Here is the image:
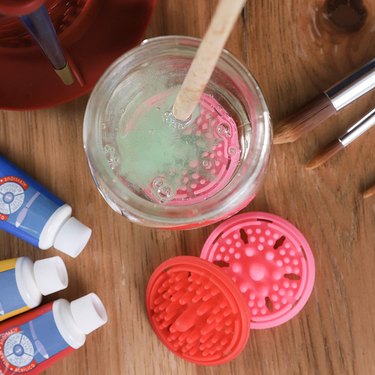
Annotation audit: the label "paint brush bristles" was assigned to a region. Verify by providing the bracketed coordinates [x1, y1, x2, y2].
[274, 59, 375, 144]
[305, 139, 345, 170]
[306, 107, 375, 169]
[363, 185, 375, 199]
[274, 93, 336, 144]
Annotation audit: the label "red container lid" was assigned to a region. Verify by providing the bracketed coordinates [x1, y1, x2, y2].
[0, 0, 156, 109]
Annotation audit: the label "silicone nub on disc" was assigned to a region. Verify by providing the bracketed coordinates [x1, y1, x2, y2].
[146, 256, 250, 365]
[201, 212, 315, 329]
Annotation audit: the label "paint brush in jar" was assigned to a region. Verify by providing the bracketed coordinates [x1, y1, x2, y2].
[171, 0, 246, 123]
[274, 58, 375, 144]
[305, 107, 375, 169]
[19, 5, 75, 85]
[0, 2, 75, 85]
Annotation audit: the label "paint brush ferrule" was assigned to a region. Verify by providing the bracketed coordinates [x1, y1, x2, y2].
[339, 108, 375, 147]
[325, 59, 375, 111]
[55, 64, 75, 86]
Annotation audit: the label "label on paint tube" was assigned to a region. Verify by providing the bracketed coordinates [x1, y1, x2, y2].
[0, 259, 29, 322]
[0, 157, 64, 247]
[0, 310, 70, 374]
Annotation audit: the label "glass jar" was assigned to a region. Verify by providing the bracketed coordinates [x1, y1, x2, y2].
[83, 36, 272, 229]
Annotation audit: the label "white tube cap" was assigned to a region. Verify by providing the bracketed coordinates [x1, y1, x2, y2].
[34, 256, 69, 296]
[53, 217, 92, 258]
[70, 293, 108, 335]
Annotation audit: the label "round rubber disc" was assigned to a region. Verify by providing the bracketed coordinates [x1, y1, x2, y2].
[146, 256, 250, 365]
[201, 212, 315, 329]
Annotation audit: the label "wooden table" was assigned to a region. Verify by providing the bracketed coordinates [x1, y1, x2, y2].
[1, 1, 375, 374]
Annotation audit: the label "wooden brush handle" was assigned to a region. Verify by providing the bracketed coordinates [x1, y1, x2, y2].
[172, 0, 245, 121]
[273, 93, 337, 144]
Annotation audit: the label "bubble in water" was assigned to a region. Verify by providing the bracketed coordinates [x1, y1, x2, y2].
[158, 186, 173, 202]
[110, 160, 120, 170]
[202, 159, 212, 170]
[168, 169, 177, 177]
[228, 146, 237, 156]
[152, 177, 165, 188]
[217, 123, 231, 137]
[103, 145, 120, 170]
[164, 110, 191, 130]
[152, 177, 175, 203]
[104, 144, 112, 153]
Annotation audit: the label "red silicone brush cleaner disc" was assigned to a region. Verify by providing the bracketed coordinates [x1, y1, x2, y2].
[201, 212, 315, 329]
[146, 256, 250, 365]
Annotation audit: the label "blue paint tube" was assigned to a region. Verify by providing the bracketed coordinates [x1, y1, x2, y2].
[0, 156, 91, 257]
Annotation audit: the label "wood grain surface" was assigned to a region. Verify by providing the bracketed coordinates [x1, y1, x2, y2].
[1, 1, 375, 374]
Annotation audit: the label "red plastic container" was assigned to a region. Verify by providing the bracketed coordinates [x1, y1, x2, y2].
[0, 0, 157, 110]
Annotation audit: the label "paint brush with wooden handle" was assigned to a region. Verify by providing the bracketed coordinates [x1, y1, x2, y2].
[306, 107, 375, 169]
[172, 0, 246, 123]
[274, 58, 375, 144]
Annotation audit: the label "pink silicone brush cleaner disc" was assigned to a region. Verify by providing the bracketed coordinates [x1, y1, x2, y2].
[201, 212, 315, 329]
